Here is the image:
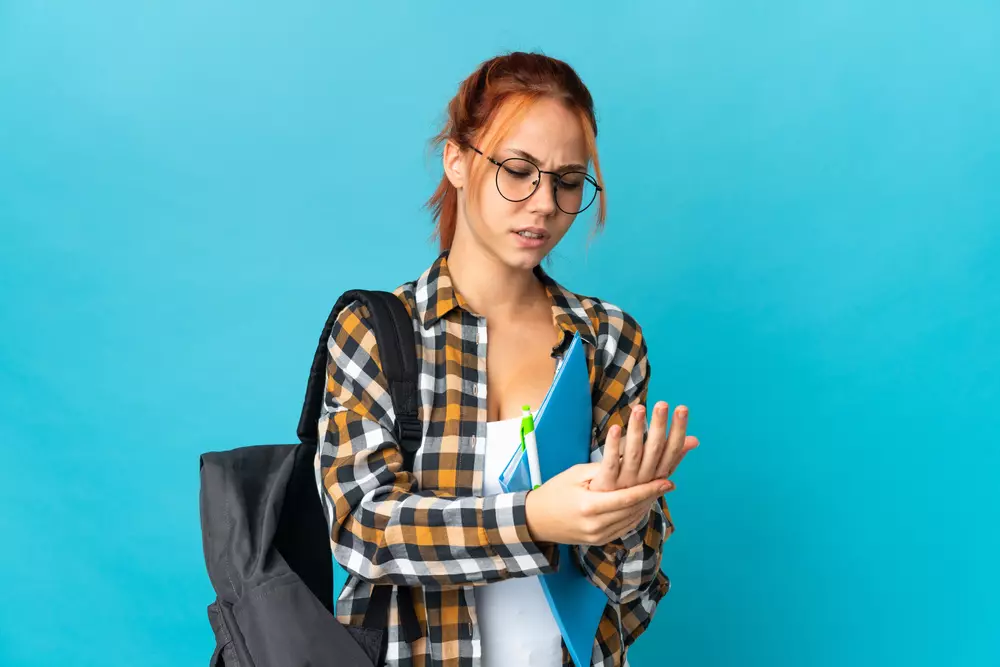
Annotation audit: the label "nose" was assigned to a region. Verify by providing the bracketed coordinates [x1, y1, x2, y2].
[526, 173, 558, 215]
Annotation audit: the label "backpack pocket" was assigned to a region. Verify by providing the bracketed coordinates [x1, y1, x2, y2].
[207, 599, 252, 666]
[233, 573, 379, 667]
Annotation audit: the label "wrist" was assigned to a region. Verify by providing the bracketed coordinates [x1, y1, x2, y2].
[524, 488, 549, 544]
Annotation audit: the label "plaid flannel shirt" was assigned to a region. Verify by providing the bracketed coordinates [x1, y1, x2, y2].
[316, 251, 673, 667]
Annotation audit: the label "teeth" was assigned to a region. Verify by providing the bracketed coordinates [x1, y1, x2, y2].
[518, 231, 543, 239]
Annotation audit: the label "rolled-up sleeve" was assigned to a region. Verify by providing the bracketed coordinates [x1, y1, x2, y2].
[315, 300, 559, 589]
[572, 314, 675, 606]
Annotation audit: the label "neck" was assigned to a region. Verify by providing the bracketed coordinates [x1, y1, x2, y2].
[445, 237, 547, 321]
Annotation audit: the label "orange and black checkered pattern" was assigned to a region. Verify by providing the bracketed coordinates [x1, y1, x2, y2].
[316, 251, 672, 667]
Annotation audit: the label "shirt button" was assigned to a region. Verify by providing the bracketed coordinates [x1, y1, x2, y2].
[472, 384, 478, 395]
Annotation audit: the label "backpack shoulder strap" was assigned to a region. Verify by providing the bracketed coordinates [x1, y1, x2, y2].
[296, 289, 422, 472]
[298, 290, 423, 648]
[296, 289, 424, 649]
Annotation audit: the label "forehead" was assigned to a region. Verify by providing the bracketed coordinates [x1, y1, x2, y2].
[499, 97, 588, 165]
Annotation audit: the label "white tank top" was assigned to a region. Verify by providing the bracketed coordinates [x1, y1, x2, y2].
[474, 414, 564, 667]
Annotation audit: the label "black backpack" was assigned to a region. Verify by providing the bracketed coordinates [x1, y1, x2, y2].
[199, 290, 424, 667]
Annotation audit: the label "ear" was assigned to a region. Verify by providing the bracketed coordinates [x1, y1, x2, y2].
[442, 139, 467, 189]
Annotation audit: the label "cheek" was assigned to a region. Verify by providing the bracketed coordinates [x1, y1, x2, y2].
[473, 178, 520, 233]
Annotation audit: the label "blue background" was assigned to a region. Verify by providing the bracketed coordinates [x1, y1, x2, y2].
[1, 2, 997, 665]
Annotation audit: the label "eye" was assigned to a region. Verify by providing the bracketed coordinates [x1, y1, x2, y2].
[558, 173, 586, 190]
[499, 158, 538, 181]
[503, 165, 534, 179]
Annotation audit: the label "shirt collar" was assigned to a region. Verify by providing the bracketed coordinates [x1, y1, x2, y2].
[415, 251, 597, 349]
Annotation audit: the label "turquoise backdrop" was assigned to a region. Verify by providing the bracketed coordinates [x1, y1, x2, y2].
[1, 2, 997, 666]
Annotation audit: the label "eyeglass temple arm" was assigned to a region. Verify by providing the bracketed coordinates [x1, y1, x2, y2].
[467, 143, 602, 191]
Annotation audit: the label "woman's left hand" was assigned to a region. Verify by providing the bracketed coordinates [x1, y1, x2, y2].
[588, 401, 699, 493]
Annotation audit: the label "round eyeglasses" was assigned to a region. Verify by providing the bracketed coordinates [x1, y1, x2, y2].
[467, 145, 602, 215]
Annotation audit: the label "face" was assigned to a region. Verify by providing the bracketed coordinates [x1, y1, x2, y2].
[444, 97, 591, 270]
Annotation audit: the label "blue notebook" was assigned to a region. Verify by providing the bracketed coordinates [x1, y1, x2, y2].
[499, 332, 607, 667]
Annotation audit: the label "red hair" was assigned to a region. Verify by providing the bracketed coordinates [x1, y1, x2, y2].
[426, 52, 606, 252]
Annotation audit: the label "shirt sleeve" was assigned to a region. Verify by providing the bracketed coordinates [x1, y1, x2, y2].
[571, 314, 675, 606]
[315, 299, 560, 589]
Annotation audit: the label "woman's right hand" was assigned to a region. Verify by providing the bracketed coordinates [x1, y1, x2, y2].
[523, 464, 674, 546]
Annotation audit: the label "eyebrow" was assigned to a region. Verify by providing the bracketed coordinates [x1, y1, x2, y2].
[505, 148, 588, 173]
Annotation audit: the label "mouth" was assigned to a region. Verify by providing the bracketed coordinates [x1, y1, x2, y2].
[511, 228, 548, 249]
[512, 228, 548, 241]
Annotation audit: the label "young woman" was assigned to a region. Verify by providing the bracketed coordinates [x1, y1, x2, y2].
[318, 52, 699, 667]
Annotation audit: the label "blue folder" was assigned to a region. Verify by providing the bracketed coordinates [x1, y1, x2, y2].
[499, 332, 607, 667]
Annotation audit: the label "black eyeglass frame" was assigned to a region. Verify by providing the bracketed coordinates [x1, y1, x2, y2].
[466, 145, 603, 215]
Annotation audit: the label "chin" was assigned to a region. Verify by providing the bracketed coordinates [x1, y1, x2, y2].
[504, 247, 547, 270]
[480, 229, 552, 270]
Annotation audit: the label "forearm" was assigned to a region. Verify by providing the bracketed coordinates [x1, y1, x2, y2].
[320, 417, 559, 588]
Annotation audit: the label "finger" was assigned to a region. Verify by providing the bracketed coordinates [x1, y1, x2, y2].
[658, 406, 690, 478]
[592, 424, 623, 491]
[596, 504, 646, 532]
[599, 515, 642, 545]
[637, 401, 669, 483]
[667, 435, 699, 478]
[595, 481, 672, 526]
[656, 433, 699, 479]
[618, 405, 646, 487]
[590, 477, 668, 514]
[601, 502, 655, 543]
[578, 500, 649, 546]
[625, 500, 655, 532]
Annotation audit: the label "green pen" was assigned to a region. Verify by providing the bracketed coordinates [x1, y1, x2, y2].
[520, 405, 543, 490]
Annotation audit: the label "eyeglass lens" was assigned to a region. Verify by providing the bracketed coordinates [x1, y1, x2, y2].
[495, 158, 598, 214]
